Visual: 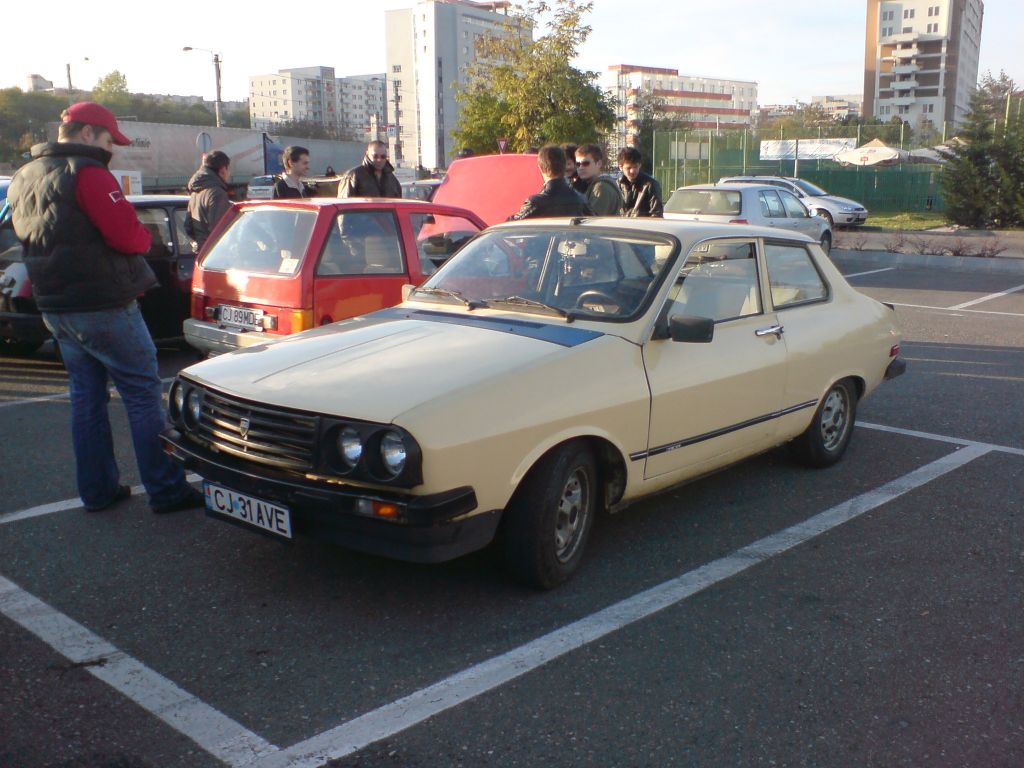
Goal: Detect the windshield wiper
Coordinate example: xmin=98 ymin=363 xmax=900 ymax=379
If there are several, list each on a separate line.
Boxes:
xmin=489 ymin=295 xmax=574 ymax=321
xmin=412 ymin=286 xmax=488 ymax=310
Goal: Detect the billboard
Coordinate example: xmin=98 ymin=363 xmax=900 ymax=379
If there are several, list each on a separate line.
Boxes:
xmin=759 ymin=138 xmax=857 ymax=161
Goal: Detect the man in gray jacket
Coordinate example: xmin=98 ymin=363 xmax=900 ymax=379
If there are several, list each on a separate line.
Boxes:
xmin=186 ymin=150 xmax=231 ymax=248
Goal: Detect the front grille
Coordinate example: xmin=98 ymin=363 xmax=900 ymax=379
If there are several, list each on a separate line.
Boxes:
xmin=196 ymin=389 xmax=319 ymax=471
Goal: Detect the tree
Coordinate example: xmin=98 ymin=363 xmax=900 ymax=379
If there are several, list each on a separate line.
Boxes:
xmin=452 ymin=0 xmax=615 ymax=157
xmin=91 ymin=71 xmax=131 ymax=114
xmin=0 ymin=88 xmax=69 ymax=166
xmin=629 ymin=91 xmax=692 ymax=173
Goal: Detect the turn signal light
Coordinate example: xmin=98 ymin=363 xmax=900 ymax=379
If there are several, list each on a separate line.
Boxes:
xmin=283 ymin=309 xmax=314 ymax=333
xmin=373 ymin=502 xmax=400 ymax=519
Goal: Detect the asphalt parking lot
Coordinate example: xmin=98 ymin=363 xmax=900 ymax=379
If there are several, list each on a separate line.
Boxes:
xmin=1 ymin=253 xmax=1021 ymax=768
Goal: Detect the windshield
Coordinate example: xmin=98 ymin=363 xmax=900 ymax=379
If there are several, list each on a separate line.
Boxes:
xmin=202 ymin=208 xmax=317 ymax=275
xmin=793 ymin=179 xmax=828 ymax=196
xmin=665 ymin=189 xmax=742 ymax=216
xmin=414 ymin=227 xmax=678 ymax=321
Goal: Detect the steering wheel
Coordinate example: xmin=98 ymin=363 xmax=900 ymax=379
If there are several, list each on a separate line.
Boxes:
xmin=575 ymin=289 xmax=621 ymax=312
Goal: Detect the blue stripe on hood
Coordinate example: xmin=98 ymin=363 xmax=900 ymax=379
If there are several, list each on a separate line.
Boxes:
xmin=370 ymin=308 xmax=604 ymax=347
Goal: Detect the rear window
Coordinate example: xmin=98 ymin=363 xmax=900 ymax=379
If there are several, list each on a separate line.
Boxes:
xmin=665 ymin=189 xmax=742 ymax=216
xmin=201 ymin=208 xmax=317 ymax=275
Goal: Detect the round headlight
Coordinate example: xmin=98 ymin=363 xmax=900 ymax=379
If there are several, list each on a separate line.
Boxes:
xmin=186 ymin=389 xmax=203 ymax=425
xmin=338 ymin=427 xmax=362 ymax=467
xmin=380 ymin=431 xmax=407 ymax=476
xmin=169 ymin=382 xmax=184 ymax=421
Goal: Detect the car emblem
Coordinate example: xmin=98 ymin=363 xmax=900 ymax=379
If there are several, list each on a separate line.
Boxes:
xmin=239 ymin=418 xmax=250 ymax=439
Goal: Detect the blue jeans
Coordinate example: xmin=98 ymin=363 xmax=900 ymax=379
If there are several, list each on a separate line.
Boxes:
xmin=43 ymin=302 xmax=193 ymax=509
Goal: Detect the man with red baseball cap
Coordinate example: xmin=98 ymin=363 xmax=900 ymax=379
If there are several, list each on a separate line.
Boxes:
xmin=6 ymin=102 xmax=203 ymax=514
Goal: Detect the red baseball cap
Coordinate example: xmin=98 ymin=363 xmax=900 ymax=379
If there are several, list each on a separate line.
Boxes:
xmin=64 ymin=102 xmax=132 ymax=146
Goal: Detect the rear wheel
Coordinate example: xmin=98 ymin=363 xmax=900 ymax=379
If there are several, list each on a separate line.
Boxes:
xmin=789 ymin=379 xmax=858 ymax=468
xmin=818 ymin=210 xmax=834 ymax=229
xmin=503 ymin=441 xmax=597 ymax=589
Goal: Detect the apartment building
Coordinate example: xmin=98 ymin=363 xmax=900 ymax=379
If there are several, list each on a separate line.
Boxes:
xmin=385 ymin=0 xmax=516 ymax=170
xmin=811 ymin=94 xmax=864 ymax=120
xmin=603 ymin=65 xmax=758 ymax=154
xmin=338 ymin=74 xmax=388 ymax=140
xmin=863 ymin=0 xmax=984 ymax=129
xmin=249 ymin=66 xmax=338 ymax=132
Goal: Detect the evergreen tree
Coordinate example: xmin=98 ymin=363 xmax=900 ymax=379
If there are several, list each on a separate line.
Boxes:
xmin=940 ymin=89 xmax=997 ymax=227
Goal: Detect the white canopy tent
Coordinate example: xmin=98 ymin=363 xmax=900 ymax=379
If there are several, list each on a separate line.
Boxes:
xmin=832 ymin=138 xmax=910 ymax=167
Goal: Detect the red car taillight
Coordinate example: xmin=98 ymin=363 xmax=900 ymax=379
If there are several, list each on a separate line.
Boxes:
xmin=728 ymin=219 xmax=749 ymax=224
xmin=890 ymin=344 xmax=900 ymax=358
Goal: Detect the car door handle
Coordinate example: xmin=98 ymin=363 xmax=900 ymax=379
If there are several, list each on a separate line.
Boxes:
xmin=755 ymin=324 xmax=784 ymax=338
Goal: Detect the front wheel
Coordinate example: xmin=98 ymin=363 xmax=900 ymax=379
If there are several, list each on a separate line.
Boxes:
xmin=789 ymin=379 xmax=858 ymax=468
xmin=817 ymin=210 xmax=834 ymax=229
xmin=503 ymin=441 xmax=597 ymax=589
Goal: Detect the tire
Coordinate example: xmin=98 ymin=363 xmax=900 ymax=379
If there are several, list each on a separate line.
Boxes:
xmin=503 ymin=441 xmax=597 ymax=589
xmin=818 ymin=210 xmax=834 ymax=229
xmin=789 ymin=379 xmax=858 ymax=468
xmin=0 ymin=338 xmax=44 ymax=357
xmin=820 ymin=231 xmax=832 ymax=255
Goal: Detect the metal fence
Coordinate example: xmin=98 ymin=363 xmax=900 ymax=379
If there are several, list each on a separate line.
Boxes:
xmin=652 ymin=128 xmax=946 ymax=213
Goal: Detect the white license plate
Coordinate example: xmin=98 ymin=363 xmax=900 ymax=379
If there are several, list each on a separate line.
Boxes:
xmin=219 ymin=305 xmax=264 ymax=330
xmin=204 ymin=481 xmax=292 ymax=539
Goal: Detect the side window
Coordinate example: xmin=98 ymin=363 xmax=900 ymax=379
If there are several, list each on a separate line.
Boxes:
xmin=409 ymin=212 xmax=480 ymax=276
xmin=665 ymin=240 xmax=761 ymax=322
xmin=760 ymin=190 xmax=786 ymax=219
xmin=317 ymin=210 xmax=404 ymax=276
xmin=135 ymin=208 xmax=172 ymax=259
xmin=764 ymin=242 xmax=829 ymax=309
xmin=778 ymin=190 xmax=809 ymax=218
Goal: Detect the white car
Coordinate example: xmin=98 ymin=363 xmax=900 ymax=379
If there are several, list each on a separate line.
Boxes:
xmin=718 ymin=176 xmax=868 ymax=228
xmin=664 ymin=184 xmax=833 ymax=254
xmin=245 ymin=175 xmax=276 ymax=200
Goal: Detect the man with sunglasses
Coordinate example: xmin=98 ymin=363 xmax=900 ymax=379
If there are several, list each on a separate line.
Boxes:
xmin=340 ymin=140 xmax=402 ymax=198
xmin=574 ymin=144 xmax=623 ymax=216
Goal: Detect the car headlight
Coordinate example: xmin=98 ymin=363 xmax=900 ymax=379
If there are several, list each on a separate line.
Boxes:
xmin=169 ymin=381 xmax=184 ymax=422
xmin=338 ymin=427 xmax=363 ymax=467
xmin=380 ymin=431 xmax=407 ymax=476
xmin=186 ymin=389 xmax=203 ymax=426
xmin=839 ymin=205 xmax=856 ymax=212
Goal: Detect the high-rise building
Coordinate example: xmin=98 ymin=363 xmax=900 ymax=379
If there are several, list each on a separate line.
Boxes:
xmin=385 ymin=0 xmax=516 ymax=170
xmin=863 ymin=0 xmax=984 ymax=129
xmin=603 ymin=65 xmax=758 ymax=155
xmin=249 ymin=66 xmax=338 ymax=132
xmin=338 ymin=74 xmax=388 ymax=141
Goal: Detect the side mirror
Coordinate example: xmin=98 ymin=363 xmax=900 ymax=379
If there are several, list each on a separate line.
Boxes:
xmin=401 ymin=283 xmax=416 ymax=301
xmin=667 ymin=313 xmax=714 ymax=343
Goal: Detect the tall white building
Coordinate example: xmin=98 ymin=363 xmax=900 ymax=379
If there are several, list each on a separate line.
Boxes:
xmin=338 ymin=74 xmax=388 ymax=141
xmin=602 ymin=65 xmax=758 ymax=155
xmin=249 ymin=66 xmax=338 ymax=132
xmin=863 ymin=0 xmax=984 ymax=129
xmin=385 ymin=0 xmax=516 ymax=170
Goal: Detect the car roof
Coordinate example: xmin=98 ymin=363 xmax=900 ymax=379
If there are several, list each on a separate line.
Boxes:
xmin=234 ymin=196 xmax=485 ymax=222
xmin=673 ymin=183 xmax=777 ymax=193
xmin=491 ymin=215 xmax=813 ymax=245
xmin=127 ymin=194 xmax=189 ymax=205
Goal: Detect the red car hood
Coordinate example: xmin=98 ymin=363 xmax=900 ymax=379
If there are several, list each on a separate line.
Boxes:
xmin=432 ymin=154 xmax=543 ymax=226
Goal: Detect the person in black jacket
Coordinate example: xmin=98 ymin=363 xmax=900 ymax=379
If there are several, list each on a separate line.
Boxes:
xmin=616 ymin=146 xmax=664 ymax=218
xmin=339 ymin=141 xmax=402 ymax=198
xmin=186 ymin=150 xmax=231 ymax=247
xmin=508 ymin=145 xmax=593 ymax=220
xmin=6 ymin=102 xmax=202 ymax=514
xmin=273 ymin=145 xmax=310 ymax=198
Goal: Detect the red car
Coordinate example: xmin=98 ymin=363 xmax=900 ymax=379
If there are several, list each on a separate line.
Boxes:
xmin=184 ymin=198 xmax=486 ymax=356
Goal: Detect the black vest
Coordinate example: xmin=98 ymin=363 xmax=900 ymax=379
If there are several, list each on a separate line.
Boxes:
xmin=8 ymin=142 xmax=157 ymax=312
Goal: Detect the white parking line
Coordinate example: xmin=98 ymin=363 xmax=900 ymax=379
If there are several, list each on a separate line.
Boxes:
xmin=251 ymin=444 xmax=992 ymax=768
xmin=845 ymin=267 xmax=896 ymax=278
xmin=0 ymin=574 xmax=279 ymax=766
xmin=0 ymin=376 xmax=176 ymax=410
xmin=948 ymin=282 xmax=1024 ymax=310
xmin=887 ymin=302 xmax=1024 ymax=318
xmin=860 ymin=421 xmax=1024 ymax=456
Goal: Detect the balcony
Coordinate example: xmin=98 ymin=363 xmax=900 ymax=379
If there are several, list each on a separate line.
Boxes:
xmin=892 ymin=94 xmax=917 ymax=106
xmin=892 ymin=79 xmax=919 ymax=90
xmin=892 ymin=62 xmax=920 ymax=75
xmin=891 ymin=46 xmax=919 ymax=59
xmin=892 ymin=31 xmax=921 ymax=44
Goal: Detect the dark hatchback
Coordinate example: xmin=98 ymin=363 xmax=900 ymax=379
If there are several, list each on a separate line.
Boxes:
xmin=0 ymin=194 xmax=197 ymax=356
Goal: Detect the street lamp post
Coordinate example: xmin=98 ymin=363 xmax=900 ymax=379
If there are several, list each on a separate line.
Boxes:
xmin=183 ymin=46 xmax=223 ymax=127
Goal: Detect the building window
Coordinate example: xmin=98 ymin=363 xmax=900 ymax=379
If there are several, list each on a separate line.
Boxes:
xmin=392 ymin=65 xmax=402 ymax=73
xmin=903 ymin=26 xmax=912 ymax=33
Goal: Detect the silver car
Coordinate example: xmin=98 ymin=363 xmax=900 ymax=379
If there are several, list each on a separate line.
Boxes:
xmin=718 ymin=176 xmax=868 ymax=228
xmin=664 ymin=184 xmax=833 ymax=254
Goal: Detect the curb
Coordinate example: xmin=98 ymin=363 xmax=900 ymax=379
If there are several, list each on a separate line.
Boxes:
xmin=831 ymin=249 xmax=1024 ymax=275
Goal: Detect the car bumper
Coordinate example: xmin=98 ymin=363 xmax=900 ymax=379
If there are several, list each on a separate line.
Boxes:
xmin=838 ymin=212 xmax=868 ymax=226
xmin=184 ymin=318 xmax=280 ymax=356
xmin=160 ymin=428 xmax=499 ymax=563
xmin=0 ymin=311 xmax=49 ymax=343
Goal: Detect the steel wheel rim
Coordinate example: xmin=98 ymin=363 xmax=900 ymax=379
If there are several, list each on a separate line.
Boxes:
xmin=819 ymin=387 xmax=850 ymax=451
xmin=554 ymin=468 xmax=590 ymax=563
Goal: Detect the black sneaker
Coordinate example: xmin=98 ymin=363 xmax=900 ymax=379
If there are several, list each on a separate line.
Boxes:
xmin=85 ymin=485 xmax=132 ymax=513
xmin=151 ymin=486 xmax=205 ymax=514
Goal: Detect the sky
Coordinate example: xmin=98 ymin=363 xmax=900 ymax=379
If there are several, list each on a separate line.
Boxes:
xmin=3 ymin=0 xmax=1019 ymax=107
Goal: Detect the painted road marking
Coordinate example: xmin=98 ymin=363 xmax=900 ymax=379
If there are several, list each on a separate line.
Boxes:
xmin=0 ymin=574 xmax=279 ymax=767
xmin=888 ymin=302 xmax=1024 ymax=318
xmin=948 ymin=282 xmax=1024 ymax=310
xmin=251 ymin=444 xmax=992 ymax=768
xmin=845 ymin=267 xmax=896 ymax=278
xmin=0 ymin=377 xmax=176 ymax=410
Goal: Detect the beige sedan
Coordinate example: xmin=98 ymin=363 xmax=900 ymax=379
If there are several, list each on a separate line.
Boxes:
xmin=162 ymin=218 xmax=905 ymax=588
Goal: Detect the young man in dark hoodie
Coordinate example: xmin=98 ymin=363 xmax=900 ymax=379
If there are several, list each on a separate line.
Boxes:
xmin=186 ymin=150 xmax=231 ymax=247
xmin=508 ymin=145 xmax=592 ymax=220
xmin=6 ymin=102 xmax=202 ymax=514
xmin=339 ymin=140 xmax=402 ymax=198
